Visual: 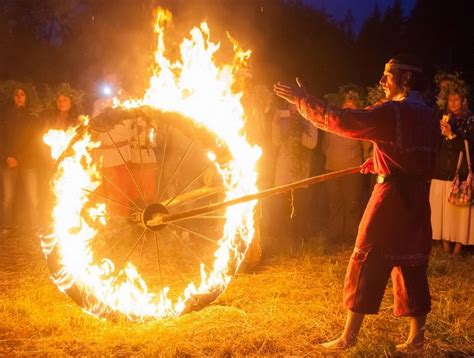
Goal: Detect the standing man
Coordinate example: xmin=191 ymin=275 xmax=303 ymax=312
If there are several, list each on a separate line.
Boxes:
xmin=274 ymin=55 xmax=439 ymax=352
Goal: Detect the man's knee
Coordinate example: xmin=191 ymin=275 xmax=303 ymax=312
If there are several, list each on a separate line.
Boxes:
xmin=343 ymin=247 xmax=392 ymax=314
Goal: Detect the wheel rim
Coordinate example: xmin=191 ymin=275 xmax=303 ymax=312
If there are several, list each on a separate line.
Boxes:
xmin=42 ymin=110 xmax=258 ymax=321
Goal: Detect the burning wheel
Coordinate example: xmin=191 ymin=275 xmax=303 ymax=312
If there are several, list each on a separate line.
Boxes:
xmin=41 ymin=8 xmax=261 ymax=321
xmin=42 ymin=107 xmax=260 ymax=321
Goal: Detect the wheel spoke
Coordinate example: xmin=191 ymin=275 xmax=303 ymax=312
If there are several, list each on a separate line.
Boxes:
xmin=95 ymin=224 xmax=137 ymax=258
xmin=168 ymin=223 xmax=217 ymax=244
xmin=81 ymin=188 xmax=137 ymax=212
xmin=106 ymin=130 xmax=147 ymax=205
xmin=157 ymin=125 xmax=170 ymax=201
xmin=165 ymin=227 xmax=206 ymax=265
xmin=138 ymin=231 xmax=147 ymax=272
xmin=100 ymin=172 xmax=143 ymax=210
xmin=158 ymin=139 xmax=195 ymax=201
xmin=153 ymin=232 xmax=166 ymax=301
xmin=134 ymin=117 xmax=147 ymax=205
xmin=165 ymin=164 xmax=213 ymax=207
xmin=170 ymin=256 xmax=187 ymax=285
xmin=156 ymin=231 xmax=187 ymax=285
xmin=109 ymin=228 xmax=147 ymax=287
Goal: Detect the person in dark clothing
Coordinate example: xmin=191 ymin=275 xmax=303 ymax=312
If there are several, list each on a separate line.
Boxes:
xmin=39 ymin=83 xmax=84 ymax=229
xmin=430 ymin=79 xmax=474 ymax=255
xmin=1 ymin=85 xmax=45 ymax=236
xmin=44 ymin=83 xmax=83 ymax=130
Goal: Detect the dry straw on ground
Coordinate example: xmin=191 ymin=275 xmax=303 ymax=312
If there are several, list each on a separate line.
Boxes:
xmin=0 ymin=235 xmax=473 ymax=357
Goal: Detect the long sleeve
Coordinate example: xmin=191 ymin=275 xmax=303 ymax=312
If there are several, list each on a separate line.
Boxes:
xmin=297 ymin=95 xmax=398 ymax=144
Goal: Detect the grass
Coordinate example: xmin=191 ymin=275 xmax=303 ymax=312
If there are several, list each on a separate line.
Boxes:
xmin=0 ymin=235 xmax=473 ymax=357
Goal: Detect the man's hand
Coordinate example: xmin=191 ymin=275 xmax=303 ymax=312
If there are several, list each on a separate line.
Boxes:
xmin=360 ymin=158 xmax=375 ymax=175
xmin=273 ymin=77 xmax=307 ymax=105
xmin=6 ymin=157 xmax=18 ymax=169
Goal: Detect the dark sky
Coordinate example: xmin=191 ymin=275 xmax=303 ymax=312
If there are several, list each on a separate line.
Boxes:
xmin=305 ymin=0 xmax=416 ymax=33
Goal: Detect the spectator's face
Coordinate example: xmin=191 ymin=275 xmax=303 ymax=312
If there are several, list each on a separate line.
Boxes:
xmin=57 ymin=94 xmax=72 ymax=113
xmin=448 ymin=93 xmax=464 ymax=115
xmin=379 ymin=64 xmax=403 ymax=100
xmin=14 ymin=89 xmax=26 ymax=108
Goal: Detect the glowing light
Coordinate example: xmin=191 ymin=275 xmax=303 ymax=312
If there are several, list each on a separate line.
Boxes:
xmin=102 ymin=85 xmax=112 ymax=96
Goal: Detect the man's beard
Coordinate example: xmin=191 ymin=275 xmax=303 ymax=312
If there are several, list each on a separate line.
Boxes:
xmin=385 ymin=87 xmax=406 ymax=101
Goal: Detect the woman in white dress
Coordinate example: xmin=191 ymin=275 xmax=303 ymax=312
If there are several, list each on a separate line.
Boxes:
xmin=430 ymin=80 xmax=474 ymax=255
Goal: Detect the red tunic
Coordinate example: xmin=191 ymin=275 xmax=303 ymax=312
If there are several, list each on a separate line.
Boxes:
xmin=298 ymin=92 xmax=439 ymax=265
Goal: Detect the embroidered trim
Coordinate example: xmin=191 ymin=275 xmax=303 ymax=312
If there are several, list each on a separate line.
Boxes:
xmin=297 ymin=96 xmax=308 ymax=119
xmin=383 ymin=253 xmax=430 ymax=265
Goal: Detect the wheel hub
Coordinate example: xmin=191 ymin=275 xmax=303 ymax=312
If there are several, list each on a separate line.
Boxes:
xmin=140 ymin=203 xmax=169 ymax=231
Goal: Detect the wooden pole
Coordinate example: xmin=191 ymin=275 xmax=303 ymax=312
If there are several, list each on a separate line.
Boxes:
xmin=147 ymin=165 xmax=362 ymax=227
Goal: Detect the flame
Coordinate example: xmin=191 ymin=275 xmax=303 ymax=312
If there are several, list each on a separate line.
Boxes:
xmin=42 ymin=8 xmax=261 ymax=320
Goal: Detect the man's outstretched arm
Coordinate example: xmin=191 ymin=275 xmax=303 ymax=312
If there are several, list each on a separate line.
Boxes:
xmin=274 ymin=79 xmax=396 ymax=144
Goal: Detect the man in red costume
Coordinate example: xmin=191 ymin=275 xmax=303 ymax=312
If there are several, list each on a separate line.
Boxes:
xmin=274 ymin=55 xmax=439 ymax=352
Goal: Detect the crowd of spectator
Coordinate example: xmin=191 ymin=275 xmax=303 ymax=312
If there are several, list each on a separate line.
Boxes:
xmin=0 ymin=70 xmax=473 ymax=258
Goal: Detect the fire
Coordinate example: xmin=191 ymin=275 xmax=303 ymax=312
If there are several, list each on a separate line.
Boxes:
xmin=42 ymin=8 xmax=261 ymax=320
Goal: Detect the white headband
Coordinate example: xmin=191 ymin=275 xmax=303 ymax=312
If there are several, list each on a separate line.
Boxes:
xmin=387 ymin=63 xmax=423 ymax=73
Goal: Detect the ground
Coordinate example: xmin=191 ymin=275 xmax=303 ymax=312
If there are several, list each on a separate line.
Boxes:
xmin=0 ymin=234 xmax=473 ymax=357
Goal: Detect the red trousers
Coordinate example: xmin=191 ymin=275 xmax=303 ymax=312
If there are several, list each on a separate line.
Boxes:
xmin=99 ymin=164 xmax=134 ymax=216
xmin=343 ymin=247 xmax=431 ymax=317
xmin=129 ymin=163 xmax=158 ymax=205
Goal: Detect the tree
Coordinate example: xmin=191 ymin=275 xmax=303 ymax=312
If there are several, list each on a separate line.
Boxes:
xmin=340 ymin=9 xmax=355 ymax=41
xmin=404 ymin=0 xmax=474 ymax=87
xmin=379 ymin=0 xmax=404 ymax=55
xmin=356 ymin=3 xmax=383 ymax=85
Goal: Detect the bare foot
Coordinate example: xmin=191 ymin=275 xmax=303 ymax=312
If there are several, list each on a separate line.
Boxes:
xmin=320 ymin=337 xmax=354 ymax=350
